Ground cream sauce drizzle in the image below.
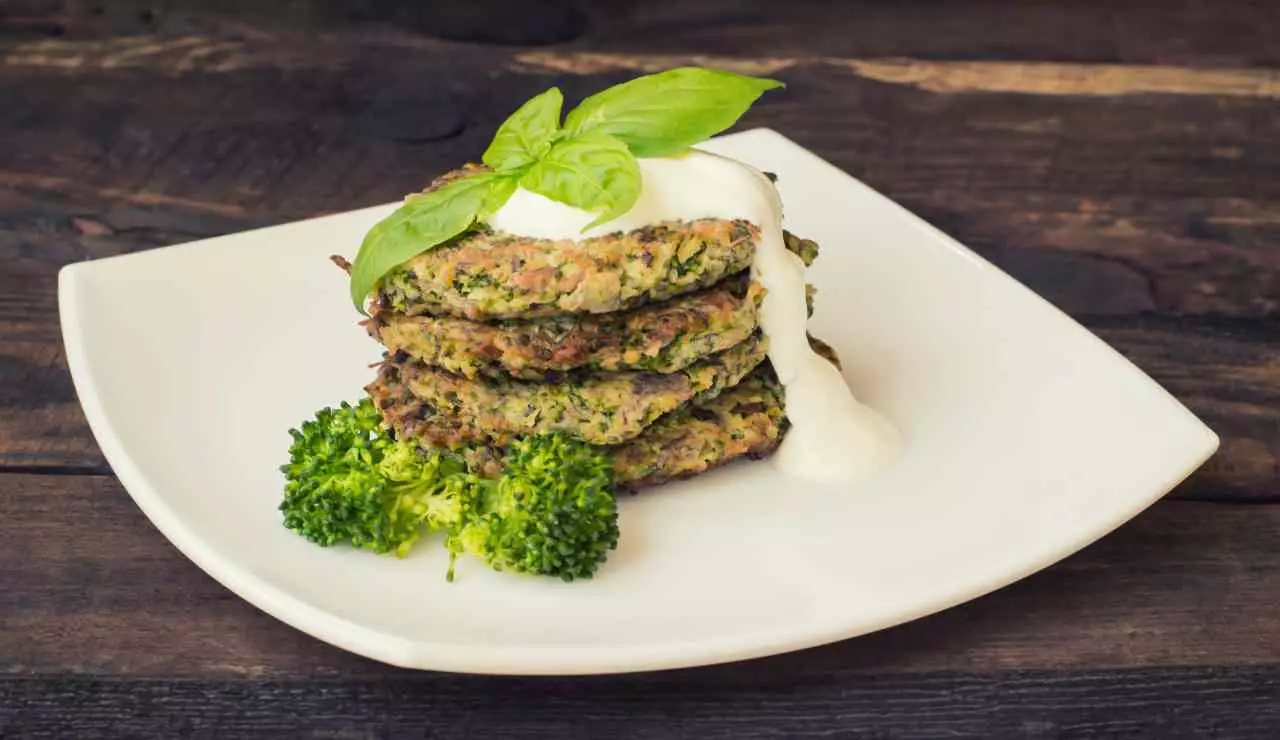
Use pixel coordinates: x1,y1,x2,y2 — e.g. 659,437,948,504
488,149,899,482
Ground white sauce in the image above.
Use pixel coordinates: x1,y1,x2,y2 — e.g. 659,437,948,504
488,149,899,482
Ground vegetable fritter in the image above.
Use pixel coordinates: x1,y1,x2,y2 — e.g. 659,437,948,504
378,218,758,320
369,339,843,490
364,231,819,381
608,368,786,489
371,278,764,381
370,365,785,489
367,333,768,447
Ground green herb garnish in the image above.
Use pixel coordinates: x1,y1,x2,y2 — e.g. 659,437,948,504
347,171,517,310
561,67,783,157
348,67,783,312
517,131,641,231
482,87,564,171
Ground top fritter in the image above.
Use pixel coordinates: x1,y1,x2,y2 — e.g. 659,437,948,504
377,217,758,320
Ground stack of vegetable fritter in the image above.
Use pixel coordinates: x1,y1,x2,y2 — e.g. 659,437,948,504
286,212,819,582
359,172,831,490
281,68,832,581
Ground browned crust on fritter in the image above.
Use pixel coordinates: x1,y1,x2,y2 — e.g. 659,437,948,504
611,334,837,489
366,334,768,447
367,276,764,381
610,369,787,490
371,364,788,489
340,164,823,322
378,218,759,320
368,339,843,490
350,232,820,381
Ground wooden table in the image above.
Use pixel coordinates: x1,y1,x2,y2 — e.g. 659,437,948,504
3,1,1278,736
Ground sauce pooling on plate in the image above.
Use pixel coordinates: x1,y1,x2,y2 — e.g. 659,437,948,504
488,149,900,483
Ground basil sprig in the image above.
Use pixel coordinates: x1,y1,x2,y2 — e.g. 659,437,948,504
349,67,783,311
347,172,517,309
518,132,641,231
481,87,563,172
563,67,783,157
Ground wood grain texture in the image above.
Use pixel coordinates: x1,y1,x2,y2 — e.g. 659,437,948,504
517,52,1280,99
6,0,1280,65
3,666,1280,739
2,473,1278,679
568,0,1280,67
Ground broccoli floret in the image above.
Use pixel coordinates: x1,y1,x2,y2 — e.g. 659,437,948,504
279,399,472,557
375,439,477,536
449,434,619,582
280,400,620,581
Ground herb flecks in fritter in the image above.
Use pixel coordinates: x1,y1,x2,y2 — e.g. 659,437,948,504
369,366,789,489
378,219,757,320
371,333,769,447
359,227,821,380
372,278,763,381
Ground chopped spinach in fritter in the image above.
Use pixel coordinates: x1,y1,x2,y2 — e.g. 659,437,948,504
369,333,769,447
378,218,757,320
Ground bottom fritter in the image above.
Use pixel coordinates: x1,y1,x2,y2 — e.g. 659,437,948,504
606,369,787,489
369,338,841,491
372,363,787,491
610,333,840,488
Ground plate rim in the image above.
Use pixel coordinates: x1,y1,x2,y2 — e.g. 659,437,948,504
58,128,1219,675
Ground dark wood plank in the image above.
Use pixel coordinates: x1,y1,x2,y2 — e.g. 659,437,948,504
3,666,1279,739
572,0,1280,67
0,0,589,46
1,43,1275,495
2,473,1278,678
1093,318,1280,502
0,257,107,473
5,0,1280,66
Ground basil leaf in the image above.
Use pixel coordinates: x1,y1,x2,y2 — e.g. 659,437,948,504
478,174,520,220
563,67,783,157
482,87,564,172
519,132,641,231
349,172,506,311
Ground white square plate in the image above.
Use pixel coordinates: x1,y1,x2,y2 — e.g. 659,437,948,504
59,129,1217,674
